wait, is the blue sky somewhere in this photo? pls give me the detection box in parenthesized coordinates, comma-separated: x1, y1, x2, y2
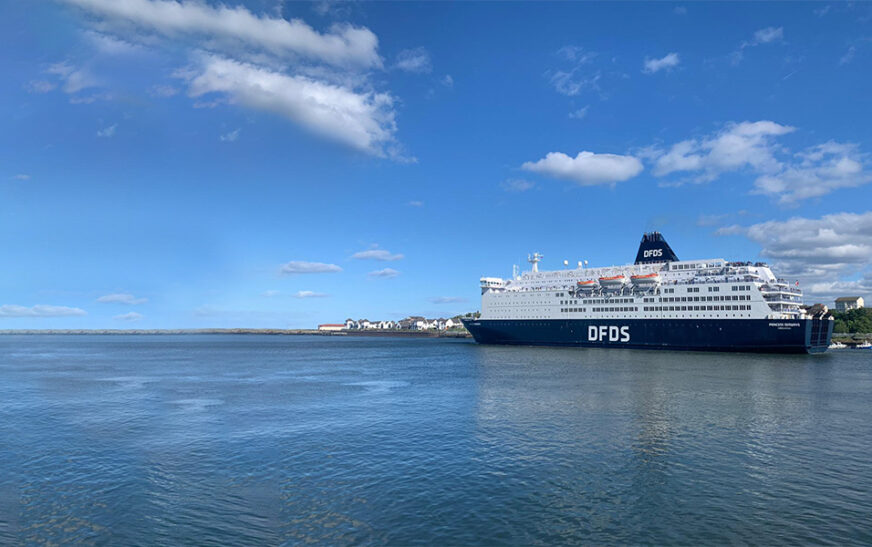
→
(2, 0, 871, 328)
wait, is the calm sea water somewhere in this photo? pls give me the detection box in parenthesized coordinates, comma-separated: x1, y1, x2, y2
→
(1, 335, 871, 545)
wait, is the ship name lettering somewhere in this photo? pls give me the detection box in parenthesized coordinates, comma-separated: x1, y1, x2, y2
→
(643, 249, 663, 258)
(588, 325, 630, 343)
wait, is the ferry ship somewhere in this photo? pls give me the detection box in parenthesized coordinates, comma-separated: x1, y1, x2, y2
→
(462, 232, 833, 353)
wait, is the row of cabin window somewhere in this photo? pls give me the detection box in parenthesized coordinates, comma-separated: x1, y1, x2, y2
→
(592, 307, 638, 312)
(643, 305, 751, 312)
(561, 308, 587, 313)
(662, 295, 750, 302)
(731, 285, 752, 291)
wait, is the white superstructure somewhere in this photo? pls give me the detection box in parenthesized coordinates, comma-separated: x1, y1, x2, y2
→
(479, 253, 808, 322)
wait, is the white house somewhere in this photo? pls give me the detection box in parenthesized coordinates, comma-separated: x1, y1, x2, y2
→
(834, 296, 864, 312)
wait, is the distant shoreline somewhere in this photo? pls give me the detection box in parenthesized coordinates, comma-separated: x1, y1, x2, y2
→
(0, 328, 472, 338)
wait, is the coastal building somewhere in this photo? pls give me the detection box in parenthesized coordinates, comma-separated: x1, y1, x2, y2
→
(834, 296, 864, 312)
(317, 324, 345, 332)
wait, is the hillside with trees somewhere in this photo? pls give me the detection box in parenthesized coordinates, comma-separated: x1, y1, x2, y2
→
(831, 308, 872, 334)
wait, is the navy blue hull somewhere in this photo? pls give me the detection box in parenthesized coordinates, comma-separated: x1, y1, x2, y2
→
(462, 318, 833, 354)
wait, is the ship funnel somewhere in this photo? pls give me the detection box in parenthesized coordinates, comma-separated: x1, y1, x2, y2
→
(634, 232, 679, 264)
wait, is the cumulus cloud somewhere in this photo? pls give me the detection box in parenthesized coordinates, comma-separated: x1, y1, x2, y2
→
(645, 121, 870, 202)
(754, 142, 871, 204)
(716, 211, 872, 301)
(429, 296, 468, 304)
(185, 55, 398, 156)
(114, 311, 143, 321)
(97, 293, 147, 305)
(64, 0, 382, 68)
(643, 52, 680, 74)
(0, 305, 87, 317)
(441, 74, 453, 87)
(293, 290, 329, 298)
(649, 120, 794, 181)
(61, 0, 412, 159)
(368, 268, 399, 278)
(394, 47, 431, 73)
(280, 261, 342, 274)
(521, 151, 644, 186)
(351, 248, 404, 261)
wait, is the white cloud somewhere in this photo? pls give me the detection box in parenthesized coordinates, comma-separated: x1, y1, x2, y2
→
(556, 46, 597, 64)
(184, 55, 398, 157)
(643, 52, 680, 74)
(261, 290, 280, 297)
(521, 151, 643, 186)
(368, 268, 399, 278)
(429, 296, 468, 304)
(407, 200, 423, 207)
(351, 248, 404, 261)
(650, 120, 794, 180)
(220, 128, 240, 142)
(646, 121, 870, 202)
(501, 178, 536, 192)
(12, 174, 31, 181)
(548, 69, 600, 97)
(97, 293, 147, 305)
(114, 311, 143, 321)
(674, 6, 687, 15)
(25, 80, 57, 93)
(280, 261, 342, 274)
(732, 27, 784, 64)
(85, 30, 146, 56)
(46, 62, 99, 94)
(840, 46, 856, 66)
(441, 74, 454, 88)
(752, 26, 784, 45)
(568, 105, 589, 119)
(753, 142, 871, 204)
(149, 84, 179, 97)
(0, 305, 87, 317)
(716, 211, 872, 302)
(97, 124, 117, 138)
(395, 47, 431, 73)
(293, 290, 328, 298)
(64, 0, 382, 68)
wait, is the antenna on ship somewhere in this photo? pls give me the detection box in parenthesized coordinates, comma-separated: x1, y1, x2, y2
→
(512, 264, 520, 279)
(528, 252, 543, 273)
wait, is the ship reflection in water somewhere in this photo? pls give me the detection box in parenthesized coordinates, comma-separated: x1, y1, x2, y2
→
(470, 344, 868, 544)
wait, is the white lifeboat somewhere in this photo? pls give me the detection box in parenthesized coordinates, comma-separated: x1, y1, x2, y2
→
(576, 279, 598, 292)
(598, 275, 627, 290)
(631, 272, 661, 288)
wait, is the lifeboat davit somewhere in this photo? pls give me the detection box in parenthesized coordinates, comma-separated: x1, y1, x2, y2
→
(631, 272, 661, 288)
(598, 275, 627, 290)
